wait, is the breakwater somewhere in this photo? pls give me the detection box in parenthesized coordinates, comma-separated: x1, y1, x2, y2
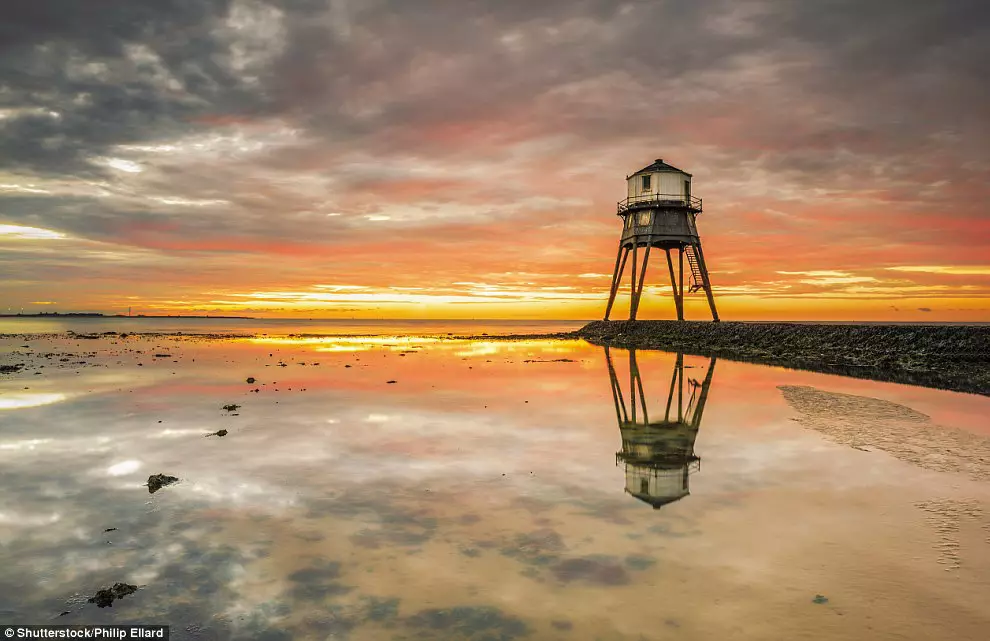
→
(575, 321, 990, 396)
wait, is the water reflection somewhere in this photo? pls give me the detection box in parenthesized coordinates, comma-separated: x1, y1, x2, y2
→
(3, 334, 989, 639)
(605, 348, 716, 509)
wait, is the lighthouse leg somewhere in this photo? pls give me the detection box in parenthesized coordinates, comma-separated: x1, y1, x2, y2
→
(629, 343, 637, 423)
(664, 357, 678, 422)
(630, 242, 652, 321)
(604, 245, 628, 321)
(630, 349, 649, 424)
(628, 243, 638, 321)
(678, 247, 685, 321)
(605, 346, 626, 424)
(693, 242, 720, 322)
(665, 249, 683, 321)
(691, 356, 717, 428)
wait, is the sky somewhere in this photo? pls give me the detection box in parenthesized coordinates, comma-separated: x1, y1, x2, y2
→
(1, 0, 988, 321)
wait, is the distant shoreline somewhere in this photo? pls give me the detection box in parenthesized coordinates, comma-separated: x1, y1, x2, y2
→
(0, 314, 985, 326)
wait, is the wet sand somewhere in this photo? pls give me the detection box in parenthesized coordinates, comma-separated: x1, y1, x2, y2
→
(1, 332, 989, 640)
(780, 385, 990, 481)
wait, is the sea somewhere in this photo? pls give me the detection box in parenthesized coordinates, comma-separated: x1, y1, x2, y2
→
(0, 317, 588, 336)
(0, 316, 984, 336)
(0, 320, 988, 639)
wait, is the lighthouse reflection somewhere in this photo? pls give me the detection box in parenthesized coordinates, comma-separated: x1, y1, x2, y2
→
(605, 347, 716, 509)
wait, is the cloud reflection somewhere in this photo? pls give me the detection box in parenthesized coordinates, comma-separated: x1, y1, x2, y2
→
(0, 392, 68, 410)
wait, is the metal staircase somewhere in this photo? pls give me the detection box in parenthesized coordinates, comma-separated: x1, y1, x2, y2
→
(685, 245, 704, 293)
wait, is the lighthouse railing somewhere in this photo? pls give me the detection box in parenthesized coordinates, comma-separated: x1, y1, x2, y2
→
(617, 193, 702, 215)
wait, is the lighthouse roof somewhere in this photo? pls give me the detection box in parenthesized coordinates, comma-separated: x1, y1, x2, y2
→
(628, 158, 692, 178)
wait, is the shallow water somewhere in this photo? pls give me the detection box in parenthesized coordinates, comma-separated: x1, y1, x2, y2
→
(0, 317, 587, 336)
(1, 334, 989, 640)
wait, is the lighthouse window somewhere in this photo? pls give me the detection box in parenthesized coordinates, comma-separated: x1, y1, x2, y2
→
(641, 175, 651, 192)
(637, 211, 652, 226)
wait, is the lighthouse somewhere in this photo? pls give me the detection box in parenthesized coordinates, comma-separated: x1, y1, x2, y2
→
(603, 159, 719, 321)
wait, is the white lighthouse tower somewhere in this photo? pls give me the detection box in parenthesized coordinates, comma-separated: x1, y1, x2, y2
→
(603, 159, 719, 321)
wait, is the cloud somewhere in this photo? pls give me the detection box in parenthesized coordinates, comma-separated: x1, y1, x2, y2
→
(0, 224, 66, 240)
(887, 266, 990, 276)
(1, 0, 988, 319)
(777, 271, 853, 278)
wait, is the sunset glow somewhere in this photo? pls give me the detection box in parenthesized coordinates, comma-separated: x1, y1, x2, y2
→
(1, 1, 987, 321)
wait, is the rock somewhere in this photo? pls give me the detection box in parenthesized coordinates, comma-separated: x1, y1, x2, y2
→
(246, 377, 256, 383)
(104, 527, 117, 532)
(386, 380, 397, 384)
(146, 474, 179, 494)
(206, 429, 228, 437)
(812, 594, 829, 604)
(222, 404, 240, 412)
(576, 320, 990, 397)
(88, 583, 137, 608)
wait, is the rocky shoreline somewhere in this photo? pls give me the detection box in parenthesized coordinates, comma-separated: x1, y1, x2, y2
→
(573, 321, 990, 397)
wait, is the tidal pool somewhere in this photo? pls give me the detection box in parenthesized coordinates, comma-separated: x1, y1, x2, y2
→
(1, 333, 988, 640)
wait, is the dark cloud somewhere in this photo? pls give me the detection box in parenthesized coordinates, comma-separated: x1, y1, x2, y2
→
(0, 0, 274, 175)
(3, 1, 986, 176)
